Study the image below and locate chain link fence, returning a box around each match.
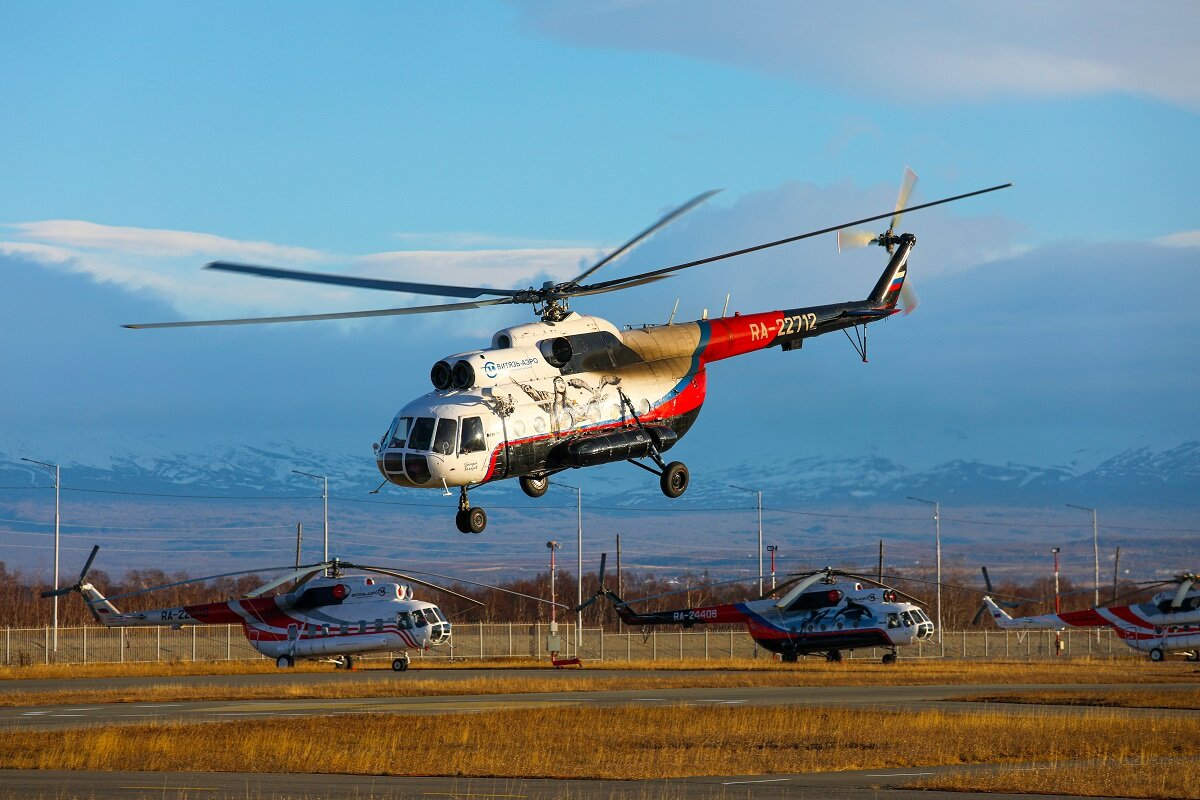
[2,623,1139,666]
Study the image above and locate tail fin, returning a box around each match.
[867,234,915,308]
[981,596,1017,628]
[78,583,121,624]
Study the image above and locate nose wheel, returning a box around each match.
[455,487,487,534]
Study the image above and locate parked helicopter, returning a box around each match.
[44,545,562,670]
[126,173,1010,533]
[577,555,935,664]
[981,572,1200,662]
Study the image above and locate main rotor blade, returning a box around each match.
[352,566,485,607]
[584,183,1012,293]
[352,564,567,609]
[103,563,316,603]
[569,190,721,286]
[123,297,512,329]
[206,262,524,299]
[557,274,668,299]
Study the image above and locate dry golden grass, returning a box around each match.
[961,687,1200,709]
[916,759,1200,799]
[1,705,1195,782]
[3,660,1196,708]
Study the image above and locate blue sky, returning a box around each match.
[3,1,1199,479]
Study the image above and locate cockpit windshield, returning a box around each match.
[433,418,458,456]
[387,417,412,449]
[409,418,435,451]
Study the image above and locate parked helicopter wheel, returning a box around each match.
[881,653,897,665]
[519,475,550,498]
[781,652,798,663]
[1149,647,1165,662]
[1188,651,1200,662]
[342,655,354,670]
[825,650,842,663]
[392,657,410,672]
[660,461,689,498]
[276,655,294,669]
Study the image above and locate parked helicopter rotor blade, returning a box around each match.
[102,563,315,603]
[352,564,567,609]
[79,544,100,581]
[569,189,721,286]
[205,262,525,299]
[41,545,101,598]
[583,183,1012,293]
[123,297,513,329]
[619,575,764,607]
[971,604,990,626]
[245,564,333,598]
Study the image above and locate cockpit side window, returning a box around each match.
[887,613,901,629]
[433,418,458,456]
[397,611,413,630]
[409,417,435,451]
[411,609,428,627]
[388,417,412,448]
[460,417,486,454]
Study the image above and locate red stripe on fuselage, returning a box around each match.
[701,312,785,363]
[1056,608,1110,628]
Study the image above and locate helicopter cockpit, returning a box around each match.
[399,605,452,645]
[376,407,492,489]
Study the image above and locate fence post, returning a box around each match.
[227,626,232,661]
[983,629,988,658]
[156,627,161,662]
[192,627,197,662]
[83,626,88,664]
[652,630,657,661]
[44,627,49,665]
[704,628,709,661]
[679,631,683,661]
[479,622,484,660]
[599,627,604,661]
[4,627,8,666]
[962,631,966,658]
[730,630,734,658]
[508,623,513,657]
[120,628,125,663]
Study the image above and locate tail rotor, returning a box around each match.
[574,553,608,612]
[838,167,921,315]
[41,545,99,599]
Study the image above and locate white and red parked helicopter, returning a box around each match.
[982,572,1200,662]
[127,173,1010,533]
[45,545,560,670]
[578,555,935,664]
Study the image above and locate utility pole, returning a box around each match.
[908,496,942,655]
[295,523,303,569]
[293,470,329,562]
[1066,504,1100,607]
[22,458,59,652]
[1112,546,1121,603]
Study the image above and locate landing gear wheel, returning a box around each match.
[342,655,354,670]
[660,461,689,498]
[456,507,487,534]
[781,652,799,663]
[392,656,410,672]
[1187,651,1200,662]
[825,650,843,663]
[276,655,294,669]
[520,475,549,498]
[1150,647,1165,662]
[882,653,897,665]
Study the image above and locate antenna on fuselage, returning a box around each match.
[721,292,730,318]
[667,298,679,326]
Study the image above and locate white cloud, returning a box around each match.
[1155,230,1200,248]
[9,220,324,262]
[515,1,1200,110]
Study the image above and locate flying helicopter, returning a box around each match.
[577,554,935,664]
[981,572,1200,663]
[44,545,562,670]
[126,173,1011,533]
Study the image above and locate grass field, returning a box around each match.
[1,704,1197,797]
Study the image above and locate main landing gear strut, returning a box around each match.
[455,486,488,534]
[619,389,690,499]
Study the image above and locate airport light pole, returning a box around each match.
[908,496,942,654]
[292,470,328,562]
[729,484,764,598]
[767,545,778,592]
[22,458,59,652]
[1066,504,1100,607]
[555,480,583,651]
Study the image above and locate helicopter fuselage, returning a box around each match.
[374,238,911,496]
[82,574,451,663]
